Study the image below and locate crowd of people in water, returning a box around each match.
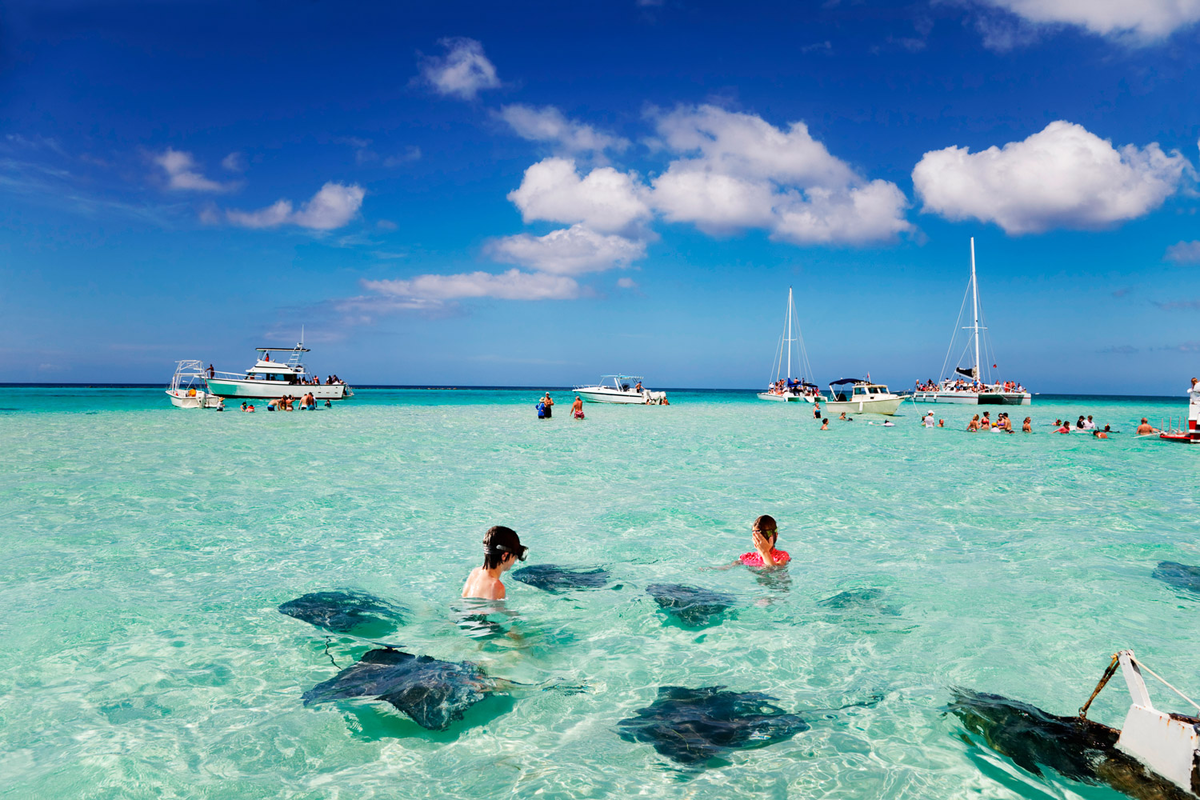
[462,515,788,600]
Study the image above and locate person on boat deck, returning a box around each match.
[207,364,215,378]
[571,395,584,419]
[1137,418,1159,435]
[542,393,554,419]
[1022,416,1032,433]
[820,417,829,430]
[462,526,528,601]
[263,353,270,362]
[736,515,790,569]
[635,381,643,393]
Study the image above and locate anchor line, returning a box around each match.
[1078,653,1120,719]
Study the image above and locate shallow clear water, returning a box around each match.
[1,387,1197,799]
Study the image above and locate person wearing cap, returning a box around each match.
[542,393,554,419]
[461,525,528,600]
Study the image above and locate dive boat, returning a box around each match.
[204,342,352,401]
[757,287,821,403]
[574,375,667,405]
[166,360,222,409]
[912,238,1031,406]
[1159,382,1200,443]
[823,379,904,416]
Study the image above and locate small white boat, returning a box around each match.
[757,286,822,403]
[912,239,1031,406]
[166,360,222,409]
[204,341,352,401]
[823,379,904,416]
[575,375,667,405]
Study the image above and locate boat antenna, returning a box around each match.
[785,287,794,382]
[299,325,305,349]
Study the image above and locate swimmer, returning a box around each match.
[324,399,331,408]
[1054,421,1070,433]
[967,414,980,432]
[938,419,944,427]
[1136,418,1159,435]
[240,401,247,412]
[922,411,934,428]
[733,515,790,569]
[813,403,821,419]
[882,419,895,427]
[571,395,584,420]
[462,526,528,601]
[839,412,847,421]
[820,417,829,430]
[1022,416,1032,433]
[247,404,255,412]
[1092,429,1108,439]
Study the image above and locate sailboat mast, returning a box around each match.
[970,238,980,382]
[786,287,793,381]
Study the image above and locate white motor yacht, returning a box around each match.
[823,379,904,416]
[166,360,222,409]
[574,375,667,405]
[757,287,822,403]
[913,239,1031,406]
[204,342,352,401]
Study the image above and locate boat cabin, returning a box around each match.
[828,379,891,403]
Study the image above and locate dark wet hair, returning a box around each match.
[483,525,526,569]
[752,515,778,539]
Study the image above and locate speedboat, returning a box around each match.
[204,341,352,401]
[912,238,1031,406]
[574,375,667,405]
[757,287,822,403]
[166,360,222,409]
[823,379,904,416]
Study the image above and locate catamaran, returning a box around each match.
[913,238,1030,406]
[757,287,820,403]
[204,341,352,401]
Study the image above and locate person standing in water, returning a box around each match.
[738,515,790,568]
[542,392,554,419]
[462,526,528,601]
[571,395,584,419]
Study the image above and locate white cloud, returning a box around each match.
[221,152,245,172]
[227,199,293,228]
[497,105,629,154]
[616,277,638,289]
[488,224,646,275]
[648,105,911,244]
[153,148,233,192]
[226,182,364,231]
[363,269,579,301]
[1166,240,1200,264]
[508,157,651,234]
[419,37,500,100]
[912,121,1190,235]
[975,0,1200,40]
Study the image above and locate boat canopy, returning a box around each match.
[600,374,643,380]
[257,346,310,353]
[829,378,867,386]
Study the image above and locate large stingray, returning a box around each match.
[618,686,810,766]
[646,583,735,628]
[303,648,501,730]
[1152,561,1200,595]
[511,564,610,593]
[947,688,1196,800]
[279,590,406,635]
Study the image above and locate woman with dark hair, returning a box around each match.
[461,526,528,600]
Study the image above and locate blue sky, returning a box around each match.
[1,0,1199,393]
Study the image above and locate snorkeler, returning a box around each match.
[461,526,528,601]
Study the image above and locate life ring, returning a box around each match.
[188,388,196,397]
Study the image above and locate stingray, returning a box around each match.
[618,686,810,766]
[947,688,1196,800]
[818,588,901,616]
[646,584,735,628]
[1152,561,1200,595]
[511,564,610,593]
[303,648,502,730]
[278,590,406,635]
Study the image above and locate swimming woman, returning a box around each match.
[462,526,529,601]
[734,515,790,568]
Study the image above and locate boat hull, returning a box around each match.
[757,392,802,402]
[576,388,649,404]
[166,390,221,409]
[205,379,350,400]
[822,397,904,416]
[913,391,1030,406]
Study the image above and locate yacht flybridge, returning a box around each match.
[204,342,352,401]
[913,239,1030,406]
[574,375,667,404]
[757,287,821,403]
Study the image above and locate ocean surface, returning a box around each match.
[1,386,1197,799]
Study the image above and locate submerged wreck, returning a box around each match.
[950,650,1200,800]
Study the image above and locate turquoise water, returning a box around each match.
[1,387,1198,799]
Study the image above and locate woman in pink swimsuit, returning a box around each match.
[738,514,790,568]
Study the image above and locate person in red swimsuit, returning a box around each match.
[738,515,790,568]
